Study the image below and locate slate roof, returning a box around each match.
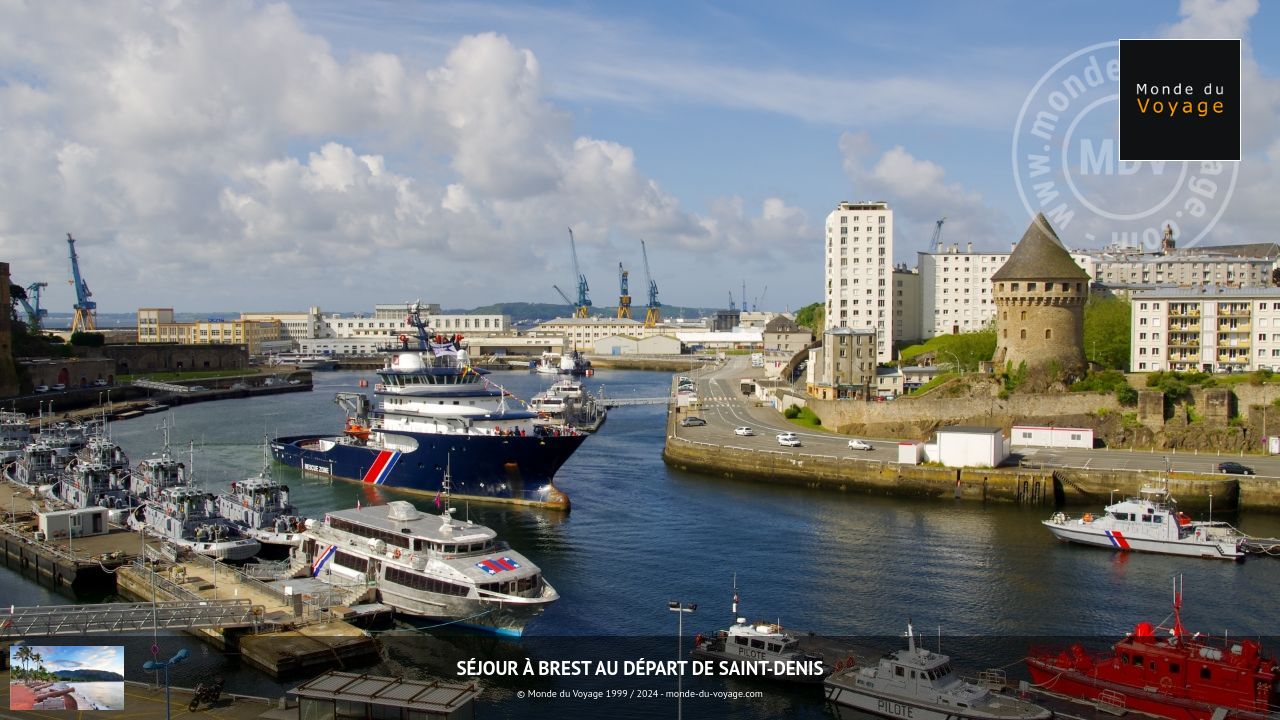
[991,213,1091,281]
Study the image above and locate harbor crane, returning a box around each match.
[67,233,97,333]
[553,285,575,308]
[728,290,736,312]
[616,263,632,320]
[12,282,48,332]
[753,285,768,313]
[640,240,661,328]
[931,217,946,249]
[567,227,591,318]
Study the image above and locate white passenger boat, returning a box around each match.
[825,622,1051,720]
[299,468,558,636]
[1043,484,1245,560]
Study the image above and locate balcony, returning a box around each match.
[1216,323,1250,333]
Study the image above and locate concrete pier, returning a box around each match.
[115,557,380,678]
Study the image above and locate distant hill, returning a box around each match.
[54,669,124,682]
[453,302,722,323]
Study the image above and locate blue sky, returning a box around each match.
[9,645,124,675]
[0,0,1276,314]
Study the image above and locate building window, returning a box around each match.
[1020,329,1027,340]
[1045,329,1052,339]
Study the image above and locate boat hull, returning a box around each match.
[826,674,1051,720]
[1043,521,1243,560]
[1025,658,1270,720]
[270,432,585,508]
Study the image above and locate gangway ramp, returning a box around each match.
[1,599,262,637]
[599,397,666,408]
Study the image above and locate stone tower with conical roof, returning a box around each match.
[991,214,1089,373]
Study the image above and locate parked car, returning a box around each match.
[734,427,755,436]
[92,379,109,387]
[778,435,802,447]
[51,383,66,391]
[847,439,873,451]
[34,385,49,393]
[680,416,707,427]
[1217,461,1256,475]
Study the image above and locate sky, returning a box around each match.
[0,0,1277,315]
[8,645,125,675]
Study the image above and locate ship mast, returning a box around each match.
[1171,575,1186,639]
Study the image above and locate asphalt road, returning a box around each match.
[670,357,1280,479]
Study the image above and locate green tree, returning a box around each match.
[69,331,105,347]
[899,327,995,370]
[794,302,824,332]
[1083,295,1131,370]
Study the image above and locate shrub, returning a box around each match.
[783,405,800,419]
[1115,385,1138,406]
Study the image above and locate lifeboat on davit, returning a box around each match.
[344,419,371,442]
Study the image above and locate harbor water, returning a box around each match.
[5,369,1280,719]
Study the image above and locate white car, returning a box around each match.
[778,436,802,447]
[734,427,754,436]
[847,439,873,451]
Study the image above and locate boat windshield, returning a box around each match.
[926,663,954,680]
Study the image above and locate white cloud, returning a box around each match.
[0,1,807,311]
[838,132,1010,257]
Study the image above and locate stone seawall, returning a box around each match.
[806,392,1118,439]
[662,411,1273,511]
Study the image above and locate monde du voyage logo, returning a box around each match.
[1013,39,1240,251]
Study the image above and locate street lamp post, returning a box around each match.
[143,648,188,720]
[941,350,964,375]
[668,601,697,720]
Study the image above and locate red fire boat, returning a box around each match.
[1026,580,1278,720]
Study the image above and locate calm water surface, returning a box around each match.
[5,369,1280,719]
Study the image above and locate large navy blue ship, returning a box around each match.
[271,303,587,508]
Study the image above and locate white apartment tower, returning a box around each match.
[825,201,893,361]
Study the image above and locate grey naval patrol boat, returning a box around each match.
[825,622,1051,720]
[692,584,829,684]
[299,467,558,636]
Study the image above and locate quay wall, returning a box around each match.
[660,410,1055,506]
[662,412,1270,511]
[806,392,1118,439]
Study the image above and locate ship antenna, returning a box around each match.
[440,454,452,516]
[1172,575,1186,639]
[732,573,739,617]
[906,619,916,654]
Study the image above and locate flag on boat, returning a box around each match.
[475,557,521,575]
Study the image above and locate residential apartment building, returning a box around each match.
[1092,252,1275,288]
[891,266,921,345]
[762,316,812,356]
[917,243,1095,339]
[824,201,893,361]
[1129,287,1280,373]
[806,327,877,400]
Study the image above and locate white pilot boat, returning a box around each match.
[1043,484,1246,560]
[825,622,1051,720]
[692,582,828,684]
[299,466,558,636]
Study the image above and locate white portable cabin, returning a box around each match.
[38,507,109,539]
[1010,425,1094,449]
[924,426,1009,468]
